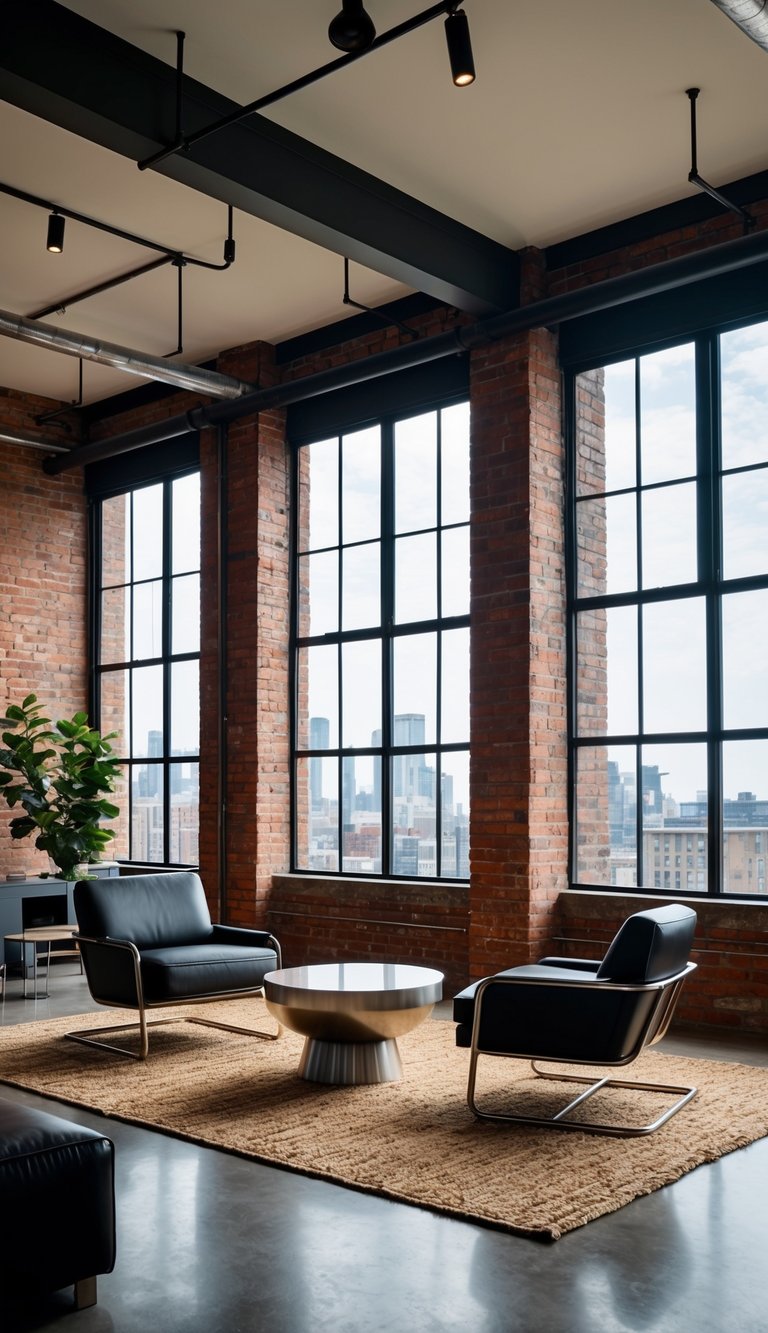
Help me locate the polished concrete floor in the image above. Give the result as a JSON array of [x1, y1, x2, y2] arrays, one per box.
[[2, 966, 768, 1333]]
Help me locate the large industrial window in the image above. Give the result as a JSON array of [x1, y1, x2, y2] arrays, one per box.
[[570, 315, 768, 897], [292, 400, 470, 879], [94, 471, 200, 866]]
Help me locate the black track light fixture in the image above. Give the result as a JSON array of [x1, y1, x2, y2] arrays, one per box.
[[46, 210, 65, 254], [328, 0, 376, 52], [445, 6, 475, 87]]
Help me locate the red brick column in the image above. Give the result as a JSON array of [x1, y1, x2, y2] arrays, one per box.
[[468, 252, 568, 978], [199, 343, 291, 925], [0, 392, 87, 878]]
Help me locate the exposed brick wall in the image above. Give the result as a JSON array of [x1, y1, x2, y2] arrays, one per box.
[[557, 891, 768, 1033], [269, 874, 468, 996], [0, 389, 87, 878]]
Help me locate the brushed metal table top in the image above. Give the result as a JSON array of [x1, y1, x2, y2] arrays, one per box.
[[263, 961, 444, 1012]]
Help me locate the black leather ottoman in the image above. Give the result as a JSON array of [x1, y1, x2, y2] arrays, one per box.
[[0, 1097, 116, 1309]]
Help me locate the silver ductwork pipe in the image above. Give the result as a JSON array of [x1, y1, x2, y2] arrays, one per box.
[[0, 307, 256, 399], [0, 427, 71, 454], [709, 0, 768, 51]]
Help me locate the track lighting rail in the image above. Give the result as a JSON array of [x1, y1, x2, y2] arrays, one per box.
[[138, 1, 470, 173]]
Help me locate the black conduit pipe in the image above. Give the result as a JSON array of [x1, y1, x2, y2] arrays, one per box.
[[43, 222, 768, 475]]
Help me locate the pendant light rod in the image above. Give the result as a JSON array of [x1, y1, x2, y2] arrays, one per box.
[[138, 0, 468, 172], [686, 88, 755, 229]]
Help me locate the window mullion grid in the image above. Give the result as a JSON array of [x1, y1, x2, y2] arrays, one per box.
[[435, 407, 443, 877], [381, 419, 395, 878], [634, 357, 645, 887], [337, 433, 344, 873], [700, 333, 723, 896], [161, 479, 173, 866]]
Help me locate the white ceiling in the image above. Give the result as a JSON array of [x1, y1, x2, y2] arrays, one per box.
[[1, 0, 767, 406]]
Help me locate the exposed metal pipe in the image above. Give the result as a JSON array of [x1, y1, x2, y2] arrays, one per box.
[[0, 427, 71, 454], [0, 306, 256, 399], [709, 0, 768, 51], [44, 221, 768, 475]]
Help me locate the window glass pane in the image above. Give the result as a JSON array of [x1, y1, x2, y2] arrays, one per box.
[[441, 627, 469, 744], [723, 741, 768, 895], [172, 472, 200, 574], [342, 755, 381, 874], [722, 589, 768, 730], [131, 664, 163, 757], [101, 493, 131, 587], [575, 746, 636, 886], [172, 573, 200, 655], [133, 579, 163, 660], [441, 402, 470, 525], [341, 640, 381, 747], [170, 762, 199, 863], [171, 660, 199, 756], [393, 633, 437, 744], [641, 743, 707, 891], [100, 669, 128, 759], [440, 750, 470, 878], [303, 437, 338, 552], [342, 542, 380, 631], [576, 606, 638, 737], [395, 411, 436, 534], [392, 751, 437, 877], [395, 533, 436, 624], [641, 481, 697, 589], [341, 426, 380, 545], [132, 484, 163, 581], [296, 756, 339, 872], [576, 492, 636, 597], [721, 320, 768, 470], [643, 598, 706, 733], [297, 645, 338, 749], [298, 551, 337, 638], [131, 764, 164, 862], [639, 343, 696, 485], [100, 586, 129, 665], [441, 525, 469, 618], [722, 468, 768, 581]]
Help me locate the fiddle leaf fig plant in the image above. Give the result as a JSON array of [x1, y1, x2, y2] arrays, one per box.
[[0, 694, 122, 881]]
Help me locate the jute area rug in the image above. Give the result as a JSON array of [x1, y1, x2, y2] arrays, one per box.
[[1, 998, 767, 1241]]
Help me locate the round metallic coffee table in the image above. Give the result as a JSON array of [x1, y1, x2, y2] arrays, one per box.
[[263, 961, 444, 1085]]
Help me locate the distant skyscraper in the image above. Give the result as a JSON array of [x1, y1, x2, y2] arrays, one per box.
[[309, 717, 330, 808]]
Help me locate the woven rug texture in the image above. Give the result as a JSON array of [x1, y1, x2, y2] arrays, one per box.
[[1, 999, 767, 1240]]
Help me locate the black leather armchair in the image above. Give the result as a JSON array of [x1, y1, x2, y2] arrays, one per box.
[[453, 904, 698, 1136], [67, 871, 282, 1060]]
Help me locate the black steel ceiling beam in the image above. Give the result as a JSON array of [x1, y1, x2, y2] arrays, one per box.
[[0, 1, 518, 315]]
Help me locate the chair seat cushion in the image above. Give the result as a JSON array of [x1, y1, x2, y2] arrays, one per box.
[[140, 943, 277, 1003], [452, 965, 603, 1026]]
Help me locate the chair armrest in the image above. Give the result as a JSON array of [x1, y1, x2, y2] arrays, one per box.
[[75, 935, 143, 1007], [537, 957, 600, 972], [210, 924, 282, 965]]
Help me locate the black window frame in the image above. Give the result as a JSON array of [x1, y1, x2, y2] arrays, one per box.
[[566, 309, 768, 900], [90, 466, 201, 869], [289, 389, 471, 882]]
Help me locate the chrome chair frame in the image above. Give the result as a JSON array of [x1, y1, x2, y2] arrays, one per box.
[[467, 962, 698, 1137], [65, 933, 284, 1060]]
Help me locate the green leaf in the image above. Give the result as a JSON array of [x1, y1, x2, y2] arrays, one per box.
[[21, 693, 37, 708]]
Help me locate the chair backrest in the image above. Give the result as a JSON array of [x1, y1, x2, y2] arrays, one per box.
[[74, 872, 214, 950], [595, 904, 696, 984]]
